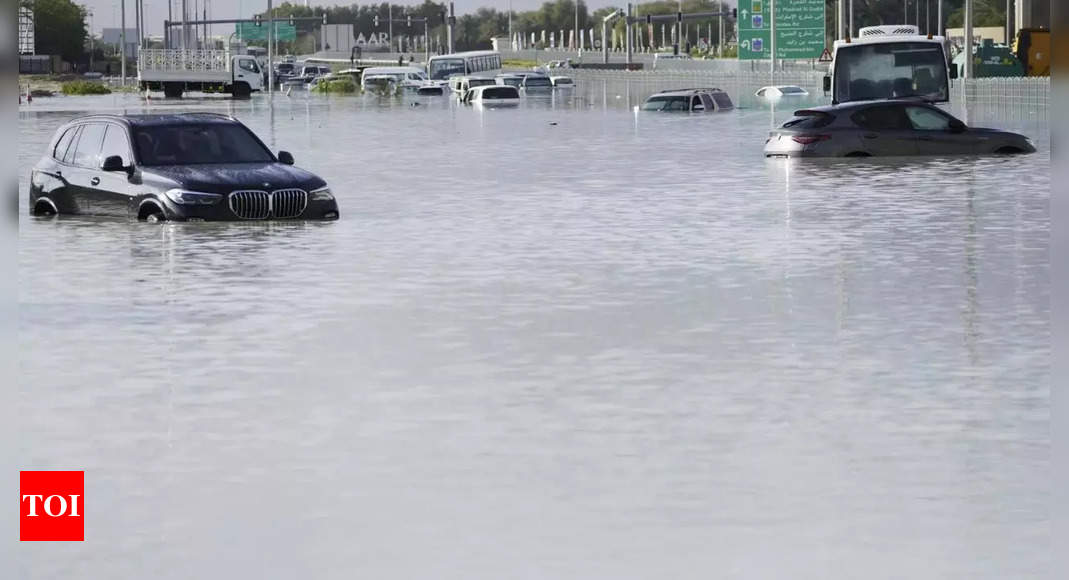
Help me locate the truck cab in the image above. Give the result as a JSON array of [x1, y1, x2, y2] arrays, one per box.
[[824, 25, 953, 105]]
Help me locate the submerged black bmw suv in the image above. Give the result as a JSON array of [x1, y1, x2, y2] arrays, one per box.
[[30, 113, 339, 221]]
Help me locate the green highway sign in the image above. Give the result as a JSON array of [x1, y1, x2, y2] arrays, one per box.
[[738, 0, 825, 61], [236, 21, 297, 42]]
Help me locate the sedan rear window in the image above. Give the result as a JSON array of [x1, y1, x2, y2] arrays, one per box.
[[482, 87, 518, 99], [783, 111, 835, 129], [133, 123, 275, 166]]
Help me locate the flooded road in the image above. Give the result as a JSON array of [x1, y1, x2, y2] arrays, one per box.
[[16, 85, 1049, 578]]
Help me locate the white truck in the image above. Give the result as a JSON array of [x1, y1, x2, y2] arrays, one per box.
[[138, 49, 264, 98], [824, 25, 955, 105]]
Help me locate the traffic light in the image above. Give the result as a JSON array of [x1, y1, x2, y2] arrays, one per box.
[[288, 15, 295, 26], [254, 14, 262, 27], [322, 14, 328, 24], [646, 14, 652, 25], [374, 15, 379, 27], [732, 8, 737, 18], [407, 15, 412, 27]]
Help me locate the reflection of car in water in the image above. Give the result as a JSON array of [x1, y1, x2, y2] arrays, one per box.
[[763, 101, 1035, 158], [30, 113, 339, 221], [461, 85, 520, 107], [641, 88, 734, 112], [755, 85, 808, 98]]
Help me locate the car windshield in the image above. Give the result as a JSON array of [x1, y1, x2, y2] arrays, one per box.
[[834, 42, 949, 103], [525, 76, 551, 87], [429, 58, 465, 80], [133, 123, 275, 166], [276, 63, 294, 73], [469, 78, 495, 87], [641, 96, 690, 111]]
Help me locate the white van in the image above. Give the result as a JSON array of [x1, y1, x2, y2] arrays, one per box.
[[360, 67, 428, 91], [448, 75, 497, 94]]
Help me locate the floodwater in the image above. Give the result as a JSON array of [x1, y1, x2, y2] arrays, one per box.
[[15, 83, 1049, 579]]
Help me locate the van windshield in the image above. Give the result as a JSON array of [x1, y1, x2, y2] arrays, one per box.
[[833, 42, 949, 103], [133, 123, 275, 166]]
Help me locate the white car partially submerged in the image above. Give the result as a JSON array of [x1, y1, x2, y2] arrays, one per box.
[[462, 84, 520, 106], [550, 76, 575, 88], [755, 85, 809, 98]]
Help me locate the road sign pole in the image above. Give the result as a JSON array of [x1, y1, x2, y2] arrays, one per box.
[[268, 0, 274, 96], [770, 0, 775, 83]]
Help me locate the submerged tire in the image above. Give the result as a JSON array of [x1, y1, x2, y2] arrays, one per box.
[[163, 83, 184, 99]]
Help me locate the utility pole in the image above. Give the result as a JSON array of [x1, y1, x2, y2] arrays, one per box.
[[388, 3, 393, 53], [674, 0, 681, 55], [849, 0, 853, 38], [268, 0, 274, 95], [963, 0, 973, 78], [718, 1, 723, 56], [446, 2, 454, 53], [770, 0, 775, 84], [120, 0, 126, 85], [937, 0, 942, 35], [837, 0, 844, 39], [181, 0, 187, 48]]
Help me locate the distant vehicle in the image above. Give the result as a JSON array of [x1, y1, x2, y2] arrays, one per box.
[[461, 84, 520, 106], [29, 113, 339, 221], [82, 71, 104, 79], [550, 75, 575, 88], [653, 53, 692, 68], [763, 101, 1035, 158], [138, 48, 264, 98], [359, 66, 428, 91], [428, 51, 502, 81], [520, 74, 553, 92], [755, 85, 808, 98], [496, 73, 525, 87], [640, 88, 734, 112], [362, 75, 400, 94], [448, 75, 497, 94], [825, 25, 953, 104], [296, 65, 332, 84], [416, 83, 446, 96]]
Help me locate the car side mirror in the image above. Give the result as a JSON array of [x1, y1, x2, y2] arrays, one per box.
[[822, 75, 831, 94], [949, 64, 959, 80], [948, 119, 966, 133], [278, 151, 294, 165], [101, 155, 132, 175]]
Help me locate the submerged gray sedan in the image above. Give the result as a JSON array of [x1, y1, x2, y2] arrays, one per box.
[[764, 100, 1035, 158]]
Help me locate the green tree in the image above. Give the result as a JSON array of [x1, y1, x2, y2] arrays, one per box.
[[32, 0, 88, 62]]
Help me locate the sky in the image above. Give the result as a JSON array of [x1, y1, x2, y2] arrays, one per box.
[[84, 0, 737, 37]]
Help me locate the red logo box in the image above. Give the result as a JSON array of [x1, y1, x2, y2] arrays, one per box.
[[20, 471, 84, 541]]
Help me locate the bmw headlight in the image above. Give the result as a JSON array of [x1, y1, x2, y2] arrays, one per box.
[[310, 186, 334, 201], [165, 189, 222, 205]]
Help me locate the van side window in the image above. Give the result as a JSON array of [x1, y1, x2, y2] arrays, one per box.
[[53, 128, 76, 161], [101, 124, 133, 166], [72, 123, 107, 168]]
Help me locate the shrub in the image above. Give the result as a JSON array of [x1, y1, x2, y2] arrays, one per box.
[[312, 78, 357, 94], [61, 81, 112, 95]]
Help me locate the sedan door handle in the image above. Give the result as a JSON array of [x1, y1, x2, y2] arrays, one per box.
[[90, 177, 100, 186]]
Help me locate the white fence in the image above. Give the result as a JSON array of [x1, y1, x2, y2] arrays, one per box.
[[569, 68, 1050, 114]]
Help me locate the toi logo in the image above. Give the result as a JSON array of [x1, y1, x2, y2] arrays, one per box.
[[20, 471, 84, 541]]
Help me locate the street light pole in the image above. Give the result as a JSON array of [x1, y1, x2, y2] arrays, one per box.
[[268, 0, 274, 95], [120, 0, 126, 85]]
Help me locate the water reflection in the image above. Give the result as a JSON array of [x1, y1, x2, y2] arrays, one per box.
[[15, 85, 1049, 579]]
